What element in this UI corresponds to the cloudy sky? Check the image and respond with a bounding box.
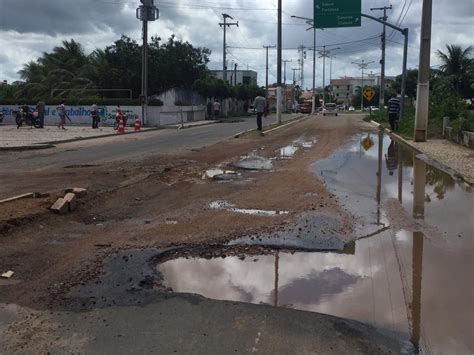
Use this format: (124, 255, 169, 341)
(0, 0, 473, 88)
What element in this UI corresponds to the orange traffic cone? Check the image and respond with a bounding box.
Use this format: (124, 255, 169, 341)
(117, 117, 125, 134)
(134, 115, 141, 131)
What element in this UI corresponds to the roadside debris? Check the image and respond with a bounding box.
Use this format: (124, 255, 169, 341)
(65, 187, 87, 198)
(51, 188, 87, 215)
(50, 197, 68, 215)
(203, 169, 241, 181)
(1, 270, 14, 278)
(64, 193, 77, 212)
(0, 192, 35, 204)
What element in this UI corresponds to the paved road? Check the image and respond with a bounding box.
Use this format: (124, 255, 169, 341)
(1, 114, 304, 173)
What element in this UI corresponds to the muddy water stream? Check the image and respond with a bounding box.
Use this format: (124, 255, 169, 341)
(157, 133, 473, 354)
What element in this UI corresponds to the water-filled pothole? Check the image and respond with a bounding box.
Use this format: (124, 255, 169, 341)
(209, 200, 289, 217)
(155, 132, 474, 354)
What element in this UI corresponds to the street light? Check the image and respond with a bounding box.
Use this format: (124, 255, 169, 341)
(318, 46, 340, 103)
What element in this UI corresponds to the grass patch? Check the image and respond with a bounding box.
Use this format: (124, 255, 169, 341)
(365, 108, 444, 139)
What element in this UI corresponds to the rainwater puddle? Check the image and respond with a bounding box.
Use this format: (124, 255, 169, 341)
(157, 132, 473, 354)
(277, 137, 317, 159)
(232, 154, 273, 171)
(279, 145, 299, 158)
(209, 200, 288, 217)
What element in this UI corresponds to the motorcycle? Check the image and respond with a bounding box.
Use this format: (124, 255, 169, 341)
(15, 105, 41, 128)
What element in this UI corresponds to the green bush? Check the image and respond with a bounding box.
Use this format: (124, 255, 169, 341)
(451, 111, 474, 134)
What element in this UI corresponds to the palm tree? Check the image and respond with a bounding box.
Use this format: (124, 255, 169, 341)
(436, 44, 473, 98)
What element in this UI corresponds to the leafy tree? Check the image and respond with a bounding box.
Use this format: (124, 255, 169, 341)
(149, 35, 210, 95)
(436, 44, 473, 99)
(391, 69, 419, 100)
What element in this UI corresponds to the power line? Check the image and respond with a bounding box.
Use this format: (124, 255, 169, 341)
(95, 0, 276, 11)
(227, 35, 381, 51)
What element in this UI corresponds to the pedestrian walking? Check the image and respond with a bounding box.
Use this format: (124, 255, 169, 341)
(91, 103, 100, 129)
(206, 100, 213, 120)
(57, 101, 67, 130)
(253, 94, 266, 136)
(36, 100, 45, 128)
(387, 95, 401, 131)
(213, 99, 221, 117)
(385, 139, 399, 176)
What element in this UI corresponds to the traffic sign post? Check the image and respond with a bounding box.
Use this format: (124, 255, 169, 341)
(314, 0, 361, 28)
(363, 87, 376, 102)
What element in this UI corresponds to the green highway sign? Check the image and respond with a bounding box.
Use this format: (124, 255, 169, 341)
(314, 0, 361, 28)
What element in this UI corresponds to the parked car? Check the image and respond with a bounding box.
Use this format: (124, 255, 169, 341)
(348, 106, 355, 112)
(247, 105, 256, 115)
(367, 106, 380, 112)
(321, 103, 338, 116)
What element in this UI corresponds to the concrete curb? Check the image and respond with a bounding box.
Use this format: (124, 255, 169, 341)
(234, 114, 307, 138)
(369, 120, 472, 184)
(0, 144, 55, 152)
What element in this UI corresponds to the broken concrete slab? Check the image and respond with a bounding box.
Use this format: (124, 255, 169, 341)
(50, 198, 68, 215)
(64, 193, 77, 212)
(65, 187, 87, 198)
(1, 271, 14, 279)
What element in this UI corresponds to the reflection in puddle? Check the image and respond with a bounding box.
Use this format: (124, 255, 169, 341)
(279, 145, 299, 158)
(209, 200, 288, 216)
(277, 137, 317, 159)
(158, 132, 473, 354)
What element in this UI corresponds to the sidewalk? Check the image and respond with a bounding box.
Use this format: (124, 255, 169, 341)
(0, 120, 219, 150)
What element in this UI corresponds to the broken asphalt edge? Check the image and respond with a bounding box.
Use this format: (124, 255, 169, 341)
(370, 120, 473, 185)
(233, 114, 308, 138)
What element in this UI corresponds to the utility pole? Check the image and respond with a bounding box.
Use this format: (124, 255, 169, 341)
(414, 0, 432, 142)
(351, 59, 374, 110)
(371, 5, 392, 109)
(234, 63, 238, 86)
(263, 45, 276, 98)
(136, 0, 159, 126)
(219, 14, 238, 84)
(292, 68, 300, 111)
(282, 59, 292, 85)
(276, 0, 282, 124)
(319, 46, 340, 102)
(290, 15, 320, 113)
(298, 46, 306, 89)
(219, 13, 238, 117)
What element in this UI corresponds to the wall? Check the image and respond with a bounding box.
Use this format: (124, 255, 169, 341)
(0, 104, 205, 126)
(0, 105, 145, 126)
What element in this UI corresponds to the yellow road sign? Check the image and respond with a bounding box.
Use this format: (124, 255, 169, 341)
(363, 87, 376, 102)
(361, 134, 374, 151)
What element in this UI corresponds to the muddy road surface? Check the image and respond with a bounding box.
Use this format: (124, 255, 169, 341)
(1, 114, 472, 354)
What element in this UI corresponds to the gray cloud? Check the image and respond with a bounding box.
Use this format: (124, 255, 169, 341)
(0, 0, 473, 86)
